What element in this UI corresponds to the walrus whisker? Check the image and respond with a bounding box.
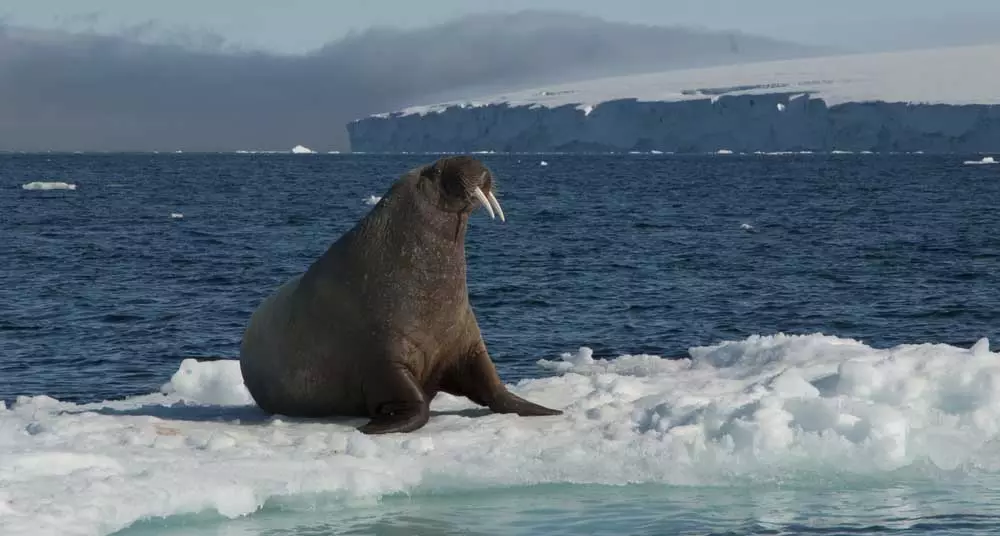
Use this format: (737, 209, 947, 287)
(487, 191, 505, 222)
(472, 187, 495, 219)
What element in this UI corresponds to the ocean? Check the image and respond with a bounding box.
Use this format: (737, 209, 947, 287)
(2, 152, 999, 535)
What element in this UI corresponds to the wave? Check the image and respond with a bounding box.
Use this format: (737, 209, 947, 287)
(2, 333, 999, 535)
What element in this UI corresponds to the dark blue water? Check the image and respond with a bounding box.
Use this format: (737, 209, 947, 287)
(2, 153, 999, 406)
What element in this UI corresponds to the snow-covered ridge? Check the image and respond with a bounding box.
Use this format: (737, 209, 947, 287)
(348, 44, 1000, 153)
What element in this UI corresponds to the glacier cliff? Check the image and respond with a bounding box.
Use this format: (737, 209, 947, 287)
(347, 45, 1000, 154)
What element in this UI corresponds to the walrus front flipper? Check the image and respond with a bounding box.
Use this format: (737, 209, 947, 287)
(442, 341, 563, 418)
(359, 363, 430, 435)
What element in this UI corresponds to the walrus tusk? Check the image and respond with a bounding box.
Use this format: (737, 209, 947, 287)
(487, 191, 505, 222)
(472, 187, 495, 220)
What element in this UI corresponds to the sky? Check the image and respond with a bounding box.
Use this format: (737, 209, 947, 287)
(5, 0, 1000, 53)
(2, 1, 998, 152)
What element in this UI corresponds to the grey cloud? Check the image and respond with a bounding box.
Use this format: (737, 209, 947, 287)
(0, 10, 831, 152)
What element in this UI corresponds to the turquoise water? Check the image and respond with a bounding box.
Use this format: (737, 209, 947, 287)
(120, 480, 1000, 535)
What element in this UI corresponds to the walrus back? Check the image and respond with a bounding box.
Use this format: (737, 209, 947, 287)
(239, 275, 302, 413)
(239, 272, 368, 417)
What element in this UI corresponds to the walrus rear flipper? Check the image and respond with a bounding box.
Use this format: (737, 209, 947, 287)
(488, 390, 563, 417)
(359, 363, 430, 435)
(443, 340, 564, 418)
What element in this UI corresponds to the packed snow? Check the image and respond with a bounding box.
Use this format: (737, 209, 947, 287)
(21, 181, 77, 190)
(4, 333, 1000, 535)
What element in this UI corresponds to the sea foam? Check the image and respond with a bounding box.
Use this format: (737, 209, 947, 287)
(3, 333, 1000, 535)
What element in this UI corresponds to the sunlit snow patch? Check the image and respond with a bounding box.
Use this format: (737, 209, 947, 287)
(4, 334, 1000, 535)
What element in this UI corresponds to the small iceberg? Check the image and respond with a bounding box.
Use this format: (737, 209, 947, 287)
(540, 160, 549, 166)
(716, 149, 733, 155)
(22, 181, 77, 190)
(291, 145, 314, 154)
(964, 156, 997, 165)
(364, 195, 382, 206)
(170, 213, 184, 219)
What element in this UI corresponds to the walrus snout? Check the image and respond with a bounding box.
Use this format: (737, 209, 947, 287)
(427, 155, 506, 222)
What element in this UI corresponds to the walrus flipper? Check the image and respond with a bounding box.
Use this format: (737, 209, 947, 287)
(443, 340, 563, 418)
(488, 390, 563, 417)
(359, 362, 430, 435)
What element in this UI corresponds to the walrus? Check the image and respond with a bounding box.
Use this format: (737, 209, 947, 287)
(239, 155, 562, 434)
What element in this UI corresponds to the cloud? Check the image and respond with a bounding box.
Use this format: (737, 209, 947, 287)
(0, 10, 829, 152)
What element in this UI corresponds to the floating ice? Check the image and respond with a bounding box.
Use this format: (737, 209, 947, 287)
(740, 223, 755, 232)
(21, 181, 76, 190)
(170, 213, 184, 219)
(716, 149, 734, 155)
(291, 145, 314, 154)
(539, 160, 549, 166)
(4, 333, 1000, 535)
(363, 195, 382, 206)
(964, 156, 997, 165)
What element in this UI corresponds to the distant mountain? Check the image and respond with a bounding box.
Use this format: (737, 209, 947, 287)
(0, 10, 833, 152)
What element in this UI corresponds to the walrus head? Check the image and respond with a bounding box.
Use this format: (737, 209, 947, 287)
(417, 156, 506, 222)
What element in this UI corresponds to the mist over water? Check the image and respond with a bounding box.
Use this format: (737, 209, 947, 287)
(0, 11, 828, 153)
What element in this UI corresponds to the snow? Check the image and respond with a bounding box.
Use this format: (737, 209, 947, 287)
(5, 333, 1000, 535)
(349, 44, 1000, 154)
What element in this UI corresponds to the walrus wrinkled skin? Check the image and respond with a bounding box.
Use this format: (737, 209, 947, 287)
(239, 155, 562, 434)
